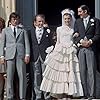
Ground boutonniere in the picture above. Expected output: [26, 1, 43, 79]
[46, 29, 50, 33]
[90, 19, 94, 22]
[46, 34, 49, 37]
[91, 23, 94, 26]
[90, 19, 94, 26]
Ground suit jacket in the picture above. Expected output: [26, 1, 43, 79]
[0, 26, 30, 60]
[29, 27, 53, 62]
[74, 16, 100, 51]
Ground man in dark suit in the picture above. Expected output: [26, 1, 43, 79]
[29, 14, 53, 100]
[0, 12, 30, 100]
[73, 5, 100, 99]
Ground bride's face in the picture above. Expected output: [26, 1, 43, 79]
[63, 14, 72, 26]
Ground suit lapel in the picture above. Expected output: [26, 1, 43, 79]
[32, 28, 38, 44]
[16, 28, 22, 38]
[80, 18, 91, 32]
[8, 27, 15, 37]
[85, 17, 93, 33]
[8, 26, 22, 38]
[40, 28, 46, 43]
[85, 19, 91, 31]
[80, 19, 86, 32]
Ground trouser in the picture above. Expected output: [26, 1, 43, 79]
[78, 48, 96, 97]
[6, 58, 26, 99]
[31, 57, 51, 100]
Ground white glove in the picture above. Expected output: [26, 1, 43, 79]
[73, 32, 79, 38]
[45, 45, 54, 54]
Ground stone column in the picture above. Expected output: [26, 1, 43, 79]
[16, 0, 38, 30]
[0, 0, 16, 25]
[95, 0, 100, 19]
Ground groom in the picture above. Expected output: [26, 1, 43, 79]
[74, 5, 100, 99]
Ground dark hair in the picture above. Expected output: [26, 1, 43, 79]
[0, 17, 5, 30]
[9, 12, 20, 22]
[63, 13, 72, 18]
[79, 5, 90, 14]
[7, 20, 11, 27]
[33, 14, 45, 22]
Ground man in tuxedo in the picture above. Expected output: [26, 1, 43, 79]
[73, 5, 100, 99]
[29, 14, 53, 100]
[0, 12, 30, 100]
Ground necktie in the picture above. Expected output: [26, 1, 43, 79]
[84, 19, 87, 29]
[14, 27, 16, 37]
[37, 29, 42, 44]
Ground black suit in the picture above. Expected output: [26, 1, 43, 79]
[29, 27, 53, 100]
[74, 17, 100, 97]
[74, 17, 100, 47]
[29, 27, 53, 62]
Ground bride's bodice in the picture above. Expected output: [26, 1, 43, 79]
[57, 26, 74, 47]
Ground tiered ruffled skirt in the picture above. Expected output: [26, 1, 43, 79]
[40, 44, 83, 96]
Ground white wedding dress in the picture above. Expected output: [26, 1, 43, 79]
[40, 26, 83, 97]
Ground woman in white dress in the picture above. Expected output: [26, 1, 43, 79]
[40, 9, 83, 99]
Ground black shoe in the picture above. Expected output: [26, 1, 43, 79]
[81, 96, 87, 99]
[88, 96, 95, 100]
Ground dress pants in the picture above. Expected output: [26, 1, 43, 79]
[78, 48, 96, 97]
[31, 56, 51, 100]
[6, 57, 26, 99]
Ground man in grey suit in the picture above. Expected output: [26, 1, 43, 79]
[73, 5, 100, 99]
[0, 12, 30, 100]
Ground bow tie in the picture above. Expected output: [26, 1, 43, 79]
[38, 29, 42, 32]
[36, 28, 43, 32]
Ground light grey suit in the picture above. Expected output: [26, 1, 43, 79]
[0, 26, 30, 99]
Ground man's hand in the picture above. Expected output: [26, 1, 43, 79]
[81, 40, 91, 47]
[0, 58, 5, 64]
[24, 56, 30, 64]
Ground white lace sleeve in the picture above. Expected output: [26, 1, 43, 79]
[55, 27, 60, 46]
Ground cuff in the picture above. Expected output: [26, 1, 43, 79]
[80, 39, 83, 43]
[25, 54, 30, 57]
[0, 56, 4, 59]
[77, 43, 81, 47]
[89, 39, 93, 44]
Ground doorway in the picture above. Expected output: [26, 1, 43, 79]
[38, 0, 95, 26]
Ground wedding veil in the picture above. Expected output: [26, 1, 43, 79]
[61, 8, 76, 28]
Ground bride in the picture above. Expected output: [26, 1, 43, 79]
[40, 8, 83, 99]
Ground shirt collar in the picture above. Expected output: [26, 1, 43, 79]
[83, 15, 90, 21]
[36, 26, 43, 32]
[10, 25, 17, 30]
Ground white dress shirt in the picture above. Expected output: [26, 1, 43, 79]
[11, 25, 17, 34]
[83, 15, 90, 29]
